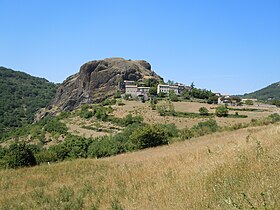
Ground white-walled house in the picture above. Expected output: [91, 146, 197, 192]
[125, 84, 150, 98]
[157, 84, 179, 95]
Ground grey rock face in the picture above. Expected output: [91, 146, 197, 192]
[52, 57, 161, 111]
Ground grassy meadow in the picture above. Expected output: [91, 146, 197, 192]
[61, 100, 276, 139]
[1, 123, 280, 209]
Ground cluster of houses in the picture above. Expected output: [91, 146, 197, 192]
[124, 79, 258, 105]
[124, 80, 188, 100]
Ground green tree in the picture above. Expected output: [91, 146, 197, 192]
[149, 87, 157, 96]
[129, 125, 168, 149]
[169, 90, 179, 102]
[245, 100, 254, 105]
[215, 105, 229, 117]
[4, 142, 37, 168]
[199, 107, 209, 115]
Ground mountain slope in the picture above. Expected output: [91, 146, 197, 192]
[243, 81, 280, 101]
[0, 67, 57, 134]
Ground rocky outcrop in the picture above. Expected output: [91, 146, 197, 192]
[50, 57, 161, 112]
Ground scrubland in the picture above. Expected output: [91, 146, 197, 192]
[1, 123, 280, 209]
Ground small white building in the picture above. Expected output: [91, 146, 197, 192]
[157, 84, 179, 95]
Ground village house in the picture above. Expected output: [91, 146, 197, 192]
[125, 85, 138, 96]
[125, 83, 150, 99]
[157, 84, 179, 95]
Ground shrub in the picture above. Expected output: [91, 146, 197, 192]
[63, 135, 92, 159]
[123, 94, 132, 100]
[4, 142, 37, 168]
[95, 107, 108, 120]
[245, 100, 254, 105]
[215, 105, 229, 117]
[114, 91, 122, 99]
[43, 118, 68, 134]
[180, 128, 194, 140]
[101, 98, 117, 106]
[191, 119, 219, 137]
[87, 136, 122, 158]
[48, 144, 70, 161]
[169, 90, 179, 102]
[155, 124, 179, 138]
[129, 125, 169, 149]
[199, 107, 209, 115]
[35, 150, 58, 164]
[124, 114, 143, 126]
[157, 101, 175, 116]
[268, 113, 280, 123]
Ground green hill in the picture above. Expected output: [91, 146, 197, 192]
[243, 81, 280, 101]
[0, 67, 57, 135]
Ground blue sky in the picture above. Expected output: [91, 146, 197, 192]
[0, 0, 279, 94]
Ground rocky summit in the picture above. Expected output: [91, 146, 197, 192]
[49, 57, 161, 112]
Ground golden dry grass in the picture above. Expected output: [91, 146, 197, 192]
[113, 101, 276, 129]
[1, 123, 280, 209]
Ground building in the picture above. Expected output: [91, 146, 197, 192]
[125, 85, 138, 96]
[157, 84, 179, 95]
[125, 84, 150, 99]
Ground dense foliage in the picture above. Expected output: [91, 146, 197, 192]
[0, 67, 57, 136]
[243, 81, 280, 101]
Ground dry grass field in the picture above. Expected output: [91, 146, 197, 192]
[1, 123, 280, 209]
[113, 101, 277, 128]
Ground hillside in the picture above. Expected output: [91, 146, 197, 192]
[243, 81, 280, 101]
[1, 123, 280, 209]
[0, 67, 57, 135]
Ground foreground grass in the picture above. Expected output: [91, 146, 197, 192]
[1, 124, 280, 209]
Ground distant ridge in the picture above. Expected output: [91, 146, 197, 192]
[242, 81, 280, 101]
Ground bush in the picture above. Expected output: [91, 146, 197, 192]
[169, 90, 179, 102]
[43, 118, 68, 134]
[215, 105, 229, 117]
[199, 107, 209, 115]
[180, 128, 194, 140]
[268, 113, 280, 123]
[4, 142, 37, 168]
[63, 135, 92, 159]
[129, 125, 169, 149]
[123, 114, 143, 126]
[191, 119, 219, 137]
[35, 150, 58, 164]
[114, 91, 122, 99]
[155, 124, 179, 138]
[245, 100, 254, 105]
[87, 136, 123, 158]
[101, 98, 117, 106]
[48, 144, 70, 161]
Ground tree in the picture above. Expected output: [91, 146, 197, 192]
[5, 142, 37, 168]
[129, 125, 168, 149]
[245, 100, 254, 105]
[190, 82, 195, 90]
[149, 87, 157, 96]
[167, 80, 175, 85]
[182, 90, 191, 100]
[169, 90, 179, 102]
[199, 107, 209, 115]
[215, 105, 229, 117]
